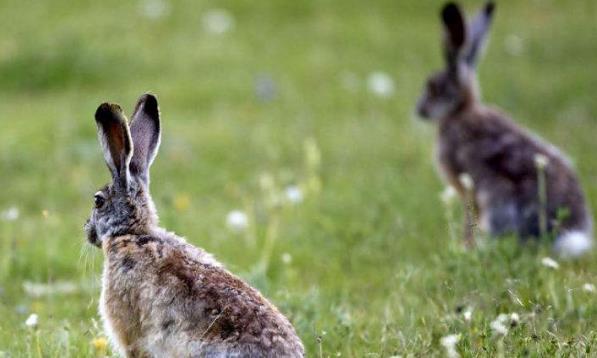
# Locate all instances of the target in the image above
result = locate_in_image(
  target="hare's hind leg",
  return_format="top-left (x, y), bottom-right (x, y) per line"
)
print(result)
top-left (485, 201), bottom-right (519, 238)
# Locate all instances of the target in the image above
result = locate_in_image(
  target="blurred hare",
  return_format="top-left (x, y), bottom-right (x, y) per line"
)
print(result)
top-left (416, 2), bottom-right (593, 257)
top-left (84, 94), bottom-right (304, 357)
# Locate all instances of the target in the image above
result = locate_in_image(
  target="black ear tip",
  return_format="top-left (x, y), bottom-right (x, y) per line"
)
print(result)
top-left (95, 103), bottom-right (123, 121)
top-left (485, 2), bottom-right (495, 16)
top-left (136, 93), bottom-right (159, 115)
top-left (140, 93), bottom-right (158, 106)
top-left (442, 2), bottom-right (460, 20)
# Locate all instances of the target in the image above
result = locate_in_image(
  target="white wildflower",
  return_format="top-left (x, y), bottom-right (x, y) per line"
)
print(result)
top-left (463, 308), bottom-right (473, 322)
top-left (490, 314), bottom-right (509, 335)
top-left (139, 0), bottom-right (170, 20)
top-left (440, 334), bottom-right (461, 358)
top-left (285, 185), bottom-right (303, 204)
top-left (440, 186), bottom-right (458, 205)
top-left (25, 314), bottom-right (38, 328)
top-left (367, 72), bottom-right (395, 98)
top-left (534, 153), bottom-right (549, 170)
top-left (202, 9), bottom-right (234, 35)
top-left (458, 173), bottom-right (474, 191)
top-left (541, 257), bottom-right (559, 270)
top-left (1, 206), bottom-right (19, 221)
top-left (510, 312), bottom-right (520, 326)
top-left (281, 253), bottom-right (292, 265)
top-left (226, 210), bottom-right (248, 232)
top-left (582, 283), bottom-right (595, 293)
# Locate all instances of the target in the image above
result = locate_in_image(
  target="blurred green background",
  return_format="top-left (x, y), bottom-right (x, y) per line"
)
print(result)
top-left (0, 0), bottom-right (596, 356)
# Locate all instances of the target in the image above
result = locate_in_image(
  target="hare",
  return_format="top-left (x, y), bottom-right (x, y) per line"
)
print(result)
top-left (416, 2), bottom-right (593, 257)
top-left (84, 94), bottom-right (304, 357)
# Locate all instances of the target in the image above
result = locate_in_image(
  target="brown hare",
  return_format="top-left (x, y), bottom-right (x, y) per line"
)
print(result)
top-left (84, 94), bottom-right (304, 357)
top-left (416, 2), bottom-right (593, 257)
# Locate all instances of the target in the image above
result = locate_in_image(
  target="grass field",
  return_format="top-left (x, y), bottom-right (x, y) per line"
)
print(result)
top-left (1, 0), bottom-right (597, 356)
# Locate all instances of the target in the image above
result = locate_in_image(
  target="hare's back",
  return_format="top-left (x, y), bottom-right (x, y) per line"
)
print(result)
top-left (147, 237), bottom-right (304, 356)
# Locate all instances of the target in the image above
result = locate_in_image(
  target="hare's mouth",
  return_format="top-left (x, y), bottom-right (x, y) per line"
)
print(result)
top-left (84, 220), bottom-right (101, 248)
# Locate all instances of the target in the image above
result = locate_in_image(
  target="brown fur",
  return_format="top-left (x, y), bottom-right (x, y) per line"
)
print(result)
top-left (416, 3), bottom-right (593, 253)
top-left (87, 94), bottom-right (304, 357)
top-left (437, 104), bottom-right (591, 239)
top-left (100, 232), bottom-right (303, 357)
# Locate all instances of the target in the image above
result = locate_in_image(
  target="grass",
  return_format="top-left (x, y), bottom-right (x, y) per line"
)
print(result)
top-left (1, 0), bottom-right (596, 356)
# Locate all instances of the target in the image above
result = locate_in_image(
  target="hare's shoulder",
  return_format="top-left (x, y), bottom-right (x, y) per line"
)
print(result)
top-left (159, 244), bottom-right (284, 320)
top-left (158, 241), bottom-right (299, 346)
top-left (105, 233), bottom-right (290, 324)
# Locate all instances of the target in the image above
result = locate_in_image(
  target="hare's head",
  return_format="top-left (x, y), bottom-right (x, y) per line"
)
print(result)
top-left (416, 2), bottom-right (495, 120)
top-left (85, 94), bottom-right (162, 247)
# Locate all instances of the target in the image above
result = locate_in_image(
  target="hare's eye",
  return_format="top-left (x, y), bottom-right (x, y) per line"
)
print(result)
top-left (428, 82), bottom-right (439, 97)
top-left (94, 193), bottom-right (105, 208)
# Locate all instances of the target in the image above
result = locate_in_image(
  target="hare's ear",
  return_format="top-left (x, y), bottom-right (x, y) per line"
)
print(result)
top-left (464, 2), bottom-right (495, 67)
top-left (441, 2), bottom-right (466, 70)
top-left (95, 103), bottom-right (133, 188)
top-left (129, 93), bottom-right (161, 185)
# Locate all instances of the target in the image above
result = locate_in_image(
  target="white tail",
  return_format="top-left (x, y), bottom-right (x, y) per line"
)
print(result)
top-left (554, 231), bottom-right (593, 258)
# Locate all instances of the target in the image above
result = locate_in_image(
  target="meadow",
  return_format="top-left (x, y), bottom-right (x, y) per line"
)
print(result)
top-left (0, 0), bottom-right (596, 356)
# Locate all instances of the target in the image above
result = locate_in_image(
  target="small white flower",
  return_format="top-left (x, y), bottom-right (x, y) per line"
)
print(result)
top-left (458, 173), bottom-right (474, 191)
top-left (1, 206), bottom-right (19, 221)
top-left (139, 0), bottom-right (170, 20)
top-left (25, 313), bottom-right (38, 328)
top-left (463, 308), bottom-right (473, 322)
top-left (541, 257), bottom-right (559, 270)
top-left (226, 210), bottom-right (248, 232)
top-left (510, 312), bottom-right (520, 325)
top-left (285, 185), bottom-right (303, 204)
top-left (534, 153), bottom-right (549, 170)
top-left (582, 283), bottom-right (595, 293)
top-left (367, 72), bottom-right (395, 98)
top-left (496, 313), bottom-right (508, 322)
top-left (440, 186), bottom-right (458, 205)
top-left (440, 334), bottom-right (460, 358)
top-left (281, 253), bottom-right (292, 265)
top-left (202, 9), bottom-right (234, 35)
top-left (490, 314), bottom-right (509, 336)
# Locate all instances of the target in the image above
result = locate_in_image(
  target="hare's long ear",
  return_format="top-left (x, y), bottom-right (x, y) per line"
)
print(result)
top-left (95, 103), bottom-right (133, 188)
top-left (129, 93), bottom-right (161, 186)
top-left (441, 2), bottom-right (466, 70)
top-left (464, 2), bottom-right (495, 67)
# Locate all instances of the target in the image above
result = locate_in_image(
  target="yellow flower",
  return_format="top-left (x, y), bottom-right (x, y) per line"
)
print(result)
top-left (174, 194), bottom-right (191, 212)
top-left (91, 337), bottom-right (108, 355)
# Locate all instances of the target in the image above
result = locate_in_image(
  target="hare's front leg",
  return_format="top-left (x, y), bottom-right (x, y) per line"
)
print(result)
top-left (462, 199), bottom-right (477, 248)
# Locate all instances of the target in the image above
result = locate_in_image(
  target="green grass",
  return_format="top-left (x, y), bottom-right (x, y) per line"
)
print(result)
top-left (1, 0), bottom-right (597, 356)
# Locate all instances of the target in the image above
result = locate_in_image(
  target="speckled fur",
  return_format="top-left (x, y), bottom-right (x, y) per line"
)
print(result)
top-left (85, 94), bottom-right (304, 357)
top-left (436, 105), bottom-right (592, 240)
top-left (416, 2), bottom-right (593, 253)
